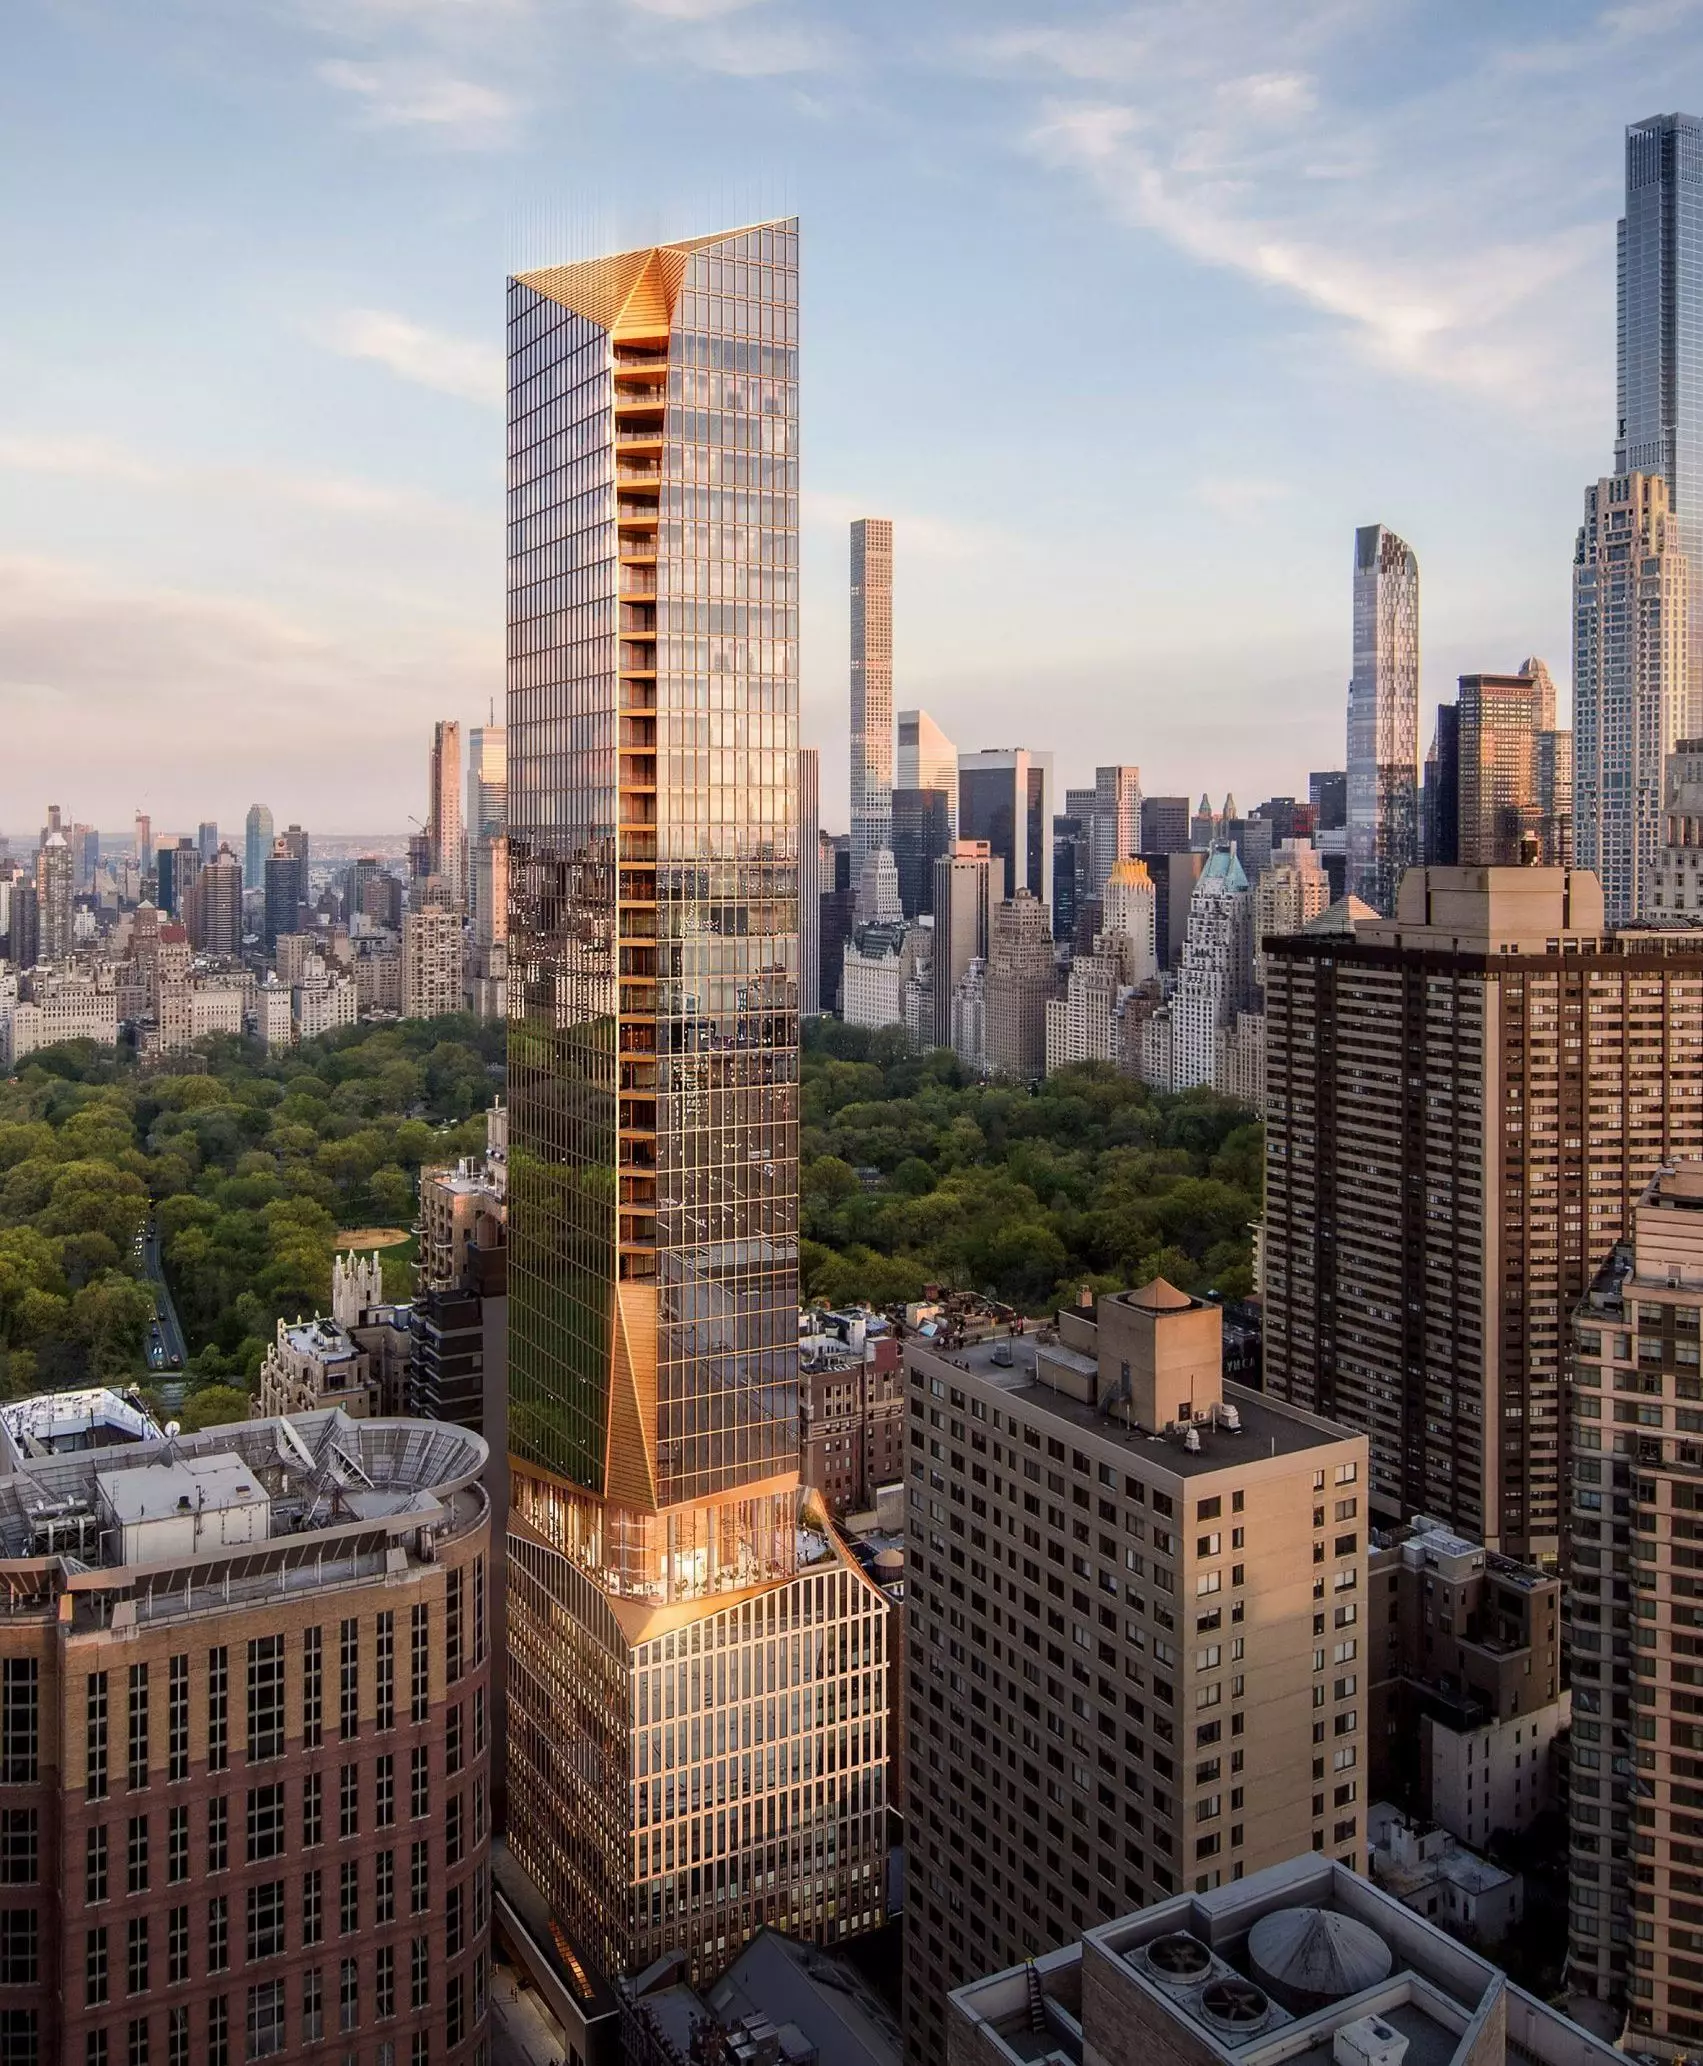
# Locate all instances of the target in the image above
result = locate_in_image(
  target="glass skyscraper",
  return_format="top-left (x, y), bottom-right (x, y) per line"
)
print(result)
top-left (1346, 522), bottom-right (1420, 916)
top-left (503, 223), bottom-right (890, 1990)
top-left (849, 516), bottom-right (894, 876)
top-left (1618, 113), bottom-right (1703, 729)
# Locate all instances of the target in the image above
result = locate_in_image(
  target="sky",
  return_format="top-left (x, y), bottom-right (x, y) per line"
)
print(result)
top-left (0, 0), bottom-right (1697, 838)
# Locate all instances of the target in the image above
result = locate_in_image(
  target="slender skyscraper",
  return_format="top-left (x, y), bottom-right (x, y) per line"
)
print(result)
top-left (429, 719), bottom-right (464, 901)
top-left (1573, 472), bottom-right (1689, 920)
top-left (849, 517), bottom-right (893, 875)
top-left (799, 744), bottom-right (821, 1015)
top-left (244, 804), bottom-right (273, 892)
top-left (1346, 523), bottom-right (1420, 915)
top-left (466, 715), bottom-right (508, 926)
top-left (503, 225), bottom-right (889, 1992)
top-left (1618, 113), bottom-right (1703, 727)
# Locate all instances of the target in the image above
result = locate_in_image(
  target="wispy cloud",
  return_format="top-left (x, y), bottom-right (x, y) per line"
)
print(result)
top-left (0, 431), bottom-right (479, 527)
top-left (315, 309), bottom-right (504, 407)
top-left (963, 2), bottom-right (1627, 416)
top-left (1194, 475), bottom-right (1293, 521)
top-left (624, 0), bottom-right (773, 18)
top-left (318, 57), bottom-right (516, 143)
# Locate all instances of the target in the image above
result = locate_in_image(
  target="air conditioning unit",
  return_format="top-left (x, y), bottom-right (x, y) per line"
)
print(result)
top-left (1335, 2015), bottom-right (1410, 2066)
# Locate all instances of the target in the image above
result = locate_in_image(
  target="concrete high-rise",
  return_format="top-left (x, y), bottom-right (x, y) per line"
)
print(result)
top-left (1652, 737), bottom-right (1703, 915)
top-left (503, 226), bottom-right (889, 1994)
top-left (850, 517), bottom-right (894, 877)
top-left (1263, 866), bottom-right (1703, 1560)
top-left (799, 746), bottom-right (821, 1016)
top-left (34, 831), bottom-right (72, 963)
top-left (243, 805), bottom-right (273, 892)
top-left (1170, 846), bottom-right (1254, 1090)
top-left (891, 787), bottom-right (950, 920)
top-left (1346, 524), bottom-right (1420, 915)
top-left (959, 748), bottom-right (1053, 908)
top-left (0, 1399), bottom-right (494, 2066)
top-left (896, 707), bottom-right (955, 837)
top-left (1567, 1163), bottom-right (1703, 2045)
top-left (984, 889), bottom-right (1054, 1079)
top-left (1618, 112), bottom-right (1703, 728)
top-left (901, 1283), bottom-right (1368, 2063)
top-left (931, 840), bottom-right (994, 1049)
top-left (1452, 668), bottom-right (1570, 868)
top-left (183, 846), bottom-right (242, 957)
top-left (1139, 794), bottom-right (1190, 856)
top-left (196, 819), bottom-right (219, 865)
top-left (1573, 472), bottom-right (1690, 921)
top-left (429, 720), bottom-right (465, 905)
top-left (1252, 839), bottom-right (1330, 995)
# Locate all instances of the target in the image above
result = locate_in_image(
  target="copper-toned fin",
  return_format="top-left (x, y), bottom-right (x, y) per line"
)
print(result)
top-left (603, 1280), bottom-right (659, 1514)
top-left (516, 224), bottom-right (774, 333)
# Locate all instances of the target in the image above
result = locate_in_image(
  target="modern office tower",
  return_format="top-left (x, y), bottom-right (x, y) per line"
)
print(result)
top-left (850, 517), bottom-right (895, 876)
top-left (1652, 738), bottom-right (1703, 915)
top-left (947, 1854), bottom-right (1623, 2066)
top-left (1140, 795), bottom-right (1191, 855)
top-left (1367, 1519), bottom-right (1564, 1844)
top-left (1141, 849), bottom-right (1207, 972)
top-left (1567, 1161), bottom-right (1703, 2042)
top-left (133, 811), bottom-right (151, 863)
top-left (465, 713), bottom-right (508, 893)
top-left (932, 840), bottom-right (995, 1049)
top-left (1536, 726), bottom-right (1573, 866)
top-left (195, 819), bottom-right (219, 865)
top-left (1263, 866), bottom-right (1703, 1560)
top-left (1442, 669), bottom-right (1569, 868)
top-left (1618, 113), bottom-right (1703, 728)
top-left (244, 804), bottom-right (273, 890)
top-left (799, 747), bottom-right (821, 1014)
top-left (429, 720), bottom-right (465, 904)
top-left (1052, 812), bottom-right (1087, 948)
top-left (1422, 704), bottom-right (1461, 865)
top-left (403, 906), bottom-right (464, 1019)
top-left (1168, 847), bottom-right (1254, 1090)
top-left (71, 824), bottom-right (98, 894)
top-left (896, 708), bottom-right (956, 836)
top-left (959, 748), bottom-right (1053, 908)
top-left (263, 839), bottom-right (304, 950)
top-left (1257, 798), bottom-right (1319, 844)
top-left (818, 885), bottom-right (857, 1017)
top-left (891, 787), bottom-right (950, 920)
top-left (183, 847), bottom-right (242, 956)
top-left (1574, 473), bottom-right (1690, 921)
top-left (1314, 768), bottom-right (1347, 830)
top-left (1252, 840), bottom-right (1330, 995)
top-left (901, 1284), bottom-right (1369, 2064)
top-left (503, 225), bottom-right (890, 1990)
top-left (1224, 813), bottom-right (1273, 882)
top-left (33, 831), bottom-right (72, 963)
top-left (1088, 765), bottom-right (1143, 900)
top-left (1346, 523), bottom-right (1420, 916)
top-left (983, 889), bottom-right (1054, 1078)
top-left (7, 882), bottom-right (39, 971)
top-left (0, 1399), bottom-right (494, 2066)
top-left (1045, 860), bottom-right (1158, 1074)
top-left (1190, 794), bottom-right (1215, 850)
top-left (280, 823), bottom-right (309, 869)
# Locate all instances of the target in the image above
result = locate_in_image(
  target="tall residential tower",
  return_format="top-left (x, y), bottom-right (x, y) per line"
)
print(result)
top-left (1619, 112), bottom-right (1703, 728)
top-left (503, 225), bottom-right (888, 1995)
top-left (430, 719), bottom-right (465, 903)
top-left (1346, 524), bottom-right (1420, 915)
top-left (850, 517), bottom-right (894, 877)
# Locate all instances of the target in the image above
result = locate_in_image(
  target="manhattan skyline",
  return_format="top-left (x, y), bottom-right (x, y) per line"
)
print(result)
top-left (3, 4), bottom-right (1700, 830)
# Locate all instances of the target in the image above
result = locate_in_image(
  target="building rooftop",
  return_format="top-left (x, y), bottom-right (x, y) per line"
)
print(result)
top-left (908, 1328), bottom-right (1351, 1478)
top-left (0, 1387), bottom-right (160, 1466)
top-left (952, 1854), bottom-right (1618, 2066)
top-left (0, 1409), bottom-right (487, 1607)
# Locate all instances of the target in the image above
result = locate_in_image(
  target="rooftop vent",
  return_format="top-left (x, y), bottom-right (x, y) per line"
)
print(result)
top-left (1248, 1908), bottom-right (1393, 2013)
top-left (1334, 2015), bottom-right (1410, 2066)
top-left (1200, 1978), bottom-right (1276, 2033)
top-left (1141, 1933), bottom-right (1213, 1984)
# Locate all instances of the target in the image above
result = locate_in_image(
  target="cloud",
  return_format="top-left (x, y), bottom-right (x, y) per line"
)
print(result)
top-left (0, 432), bottom-right (478, 528)
top-left (1194, 476), bottom-right (1293, 521)
top-left (624, 0), bottom-right (772, 17)
top-left (315, 308), bottom-right (504, 407)
top-left (0, 553), bottom-right (495, 828)
top-left (318, 57), bottom-right (516, 143)
top-left (803, 492), bottom-right (1011, 562)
